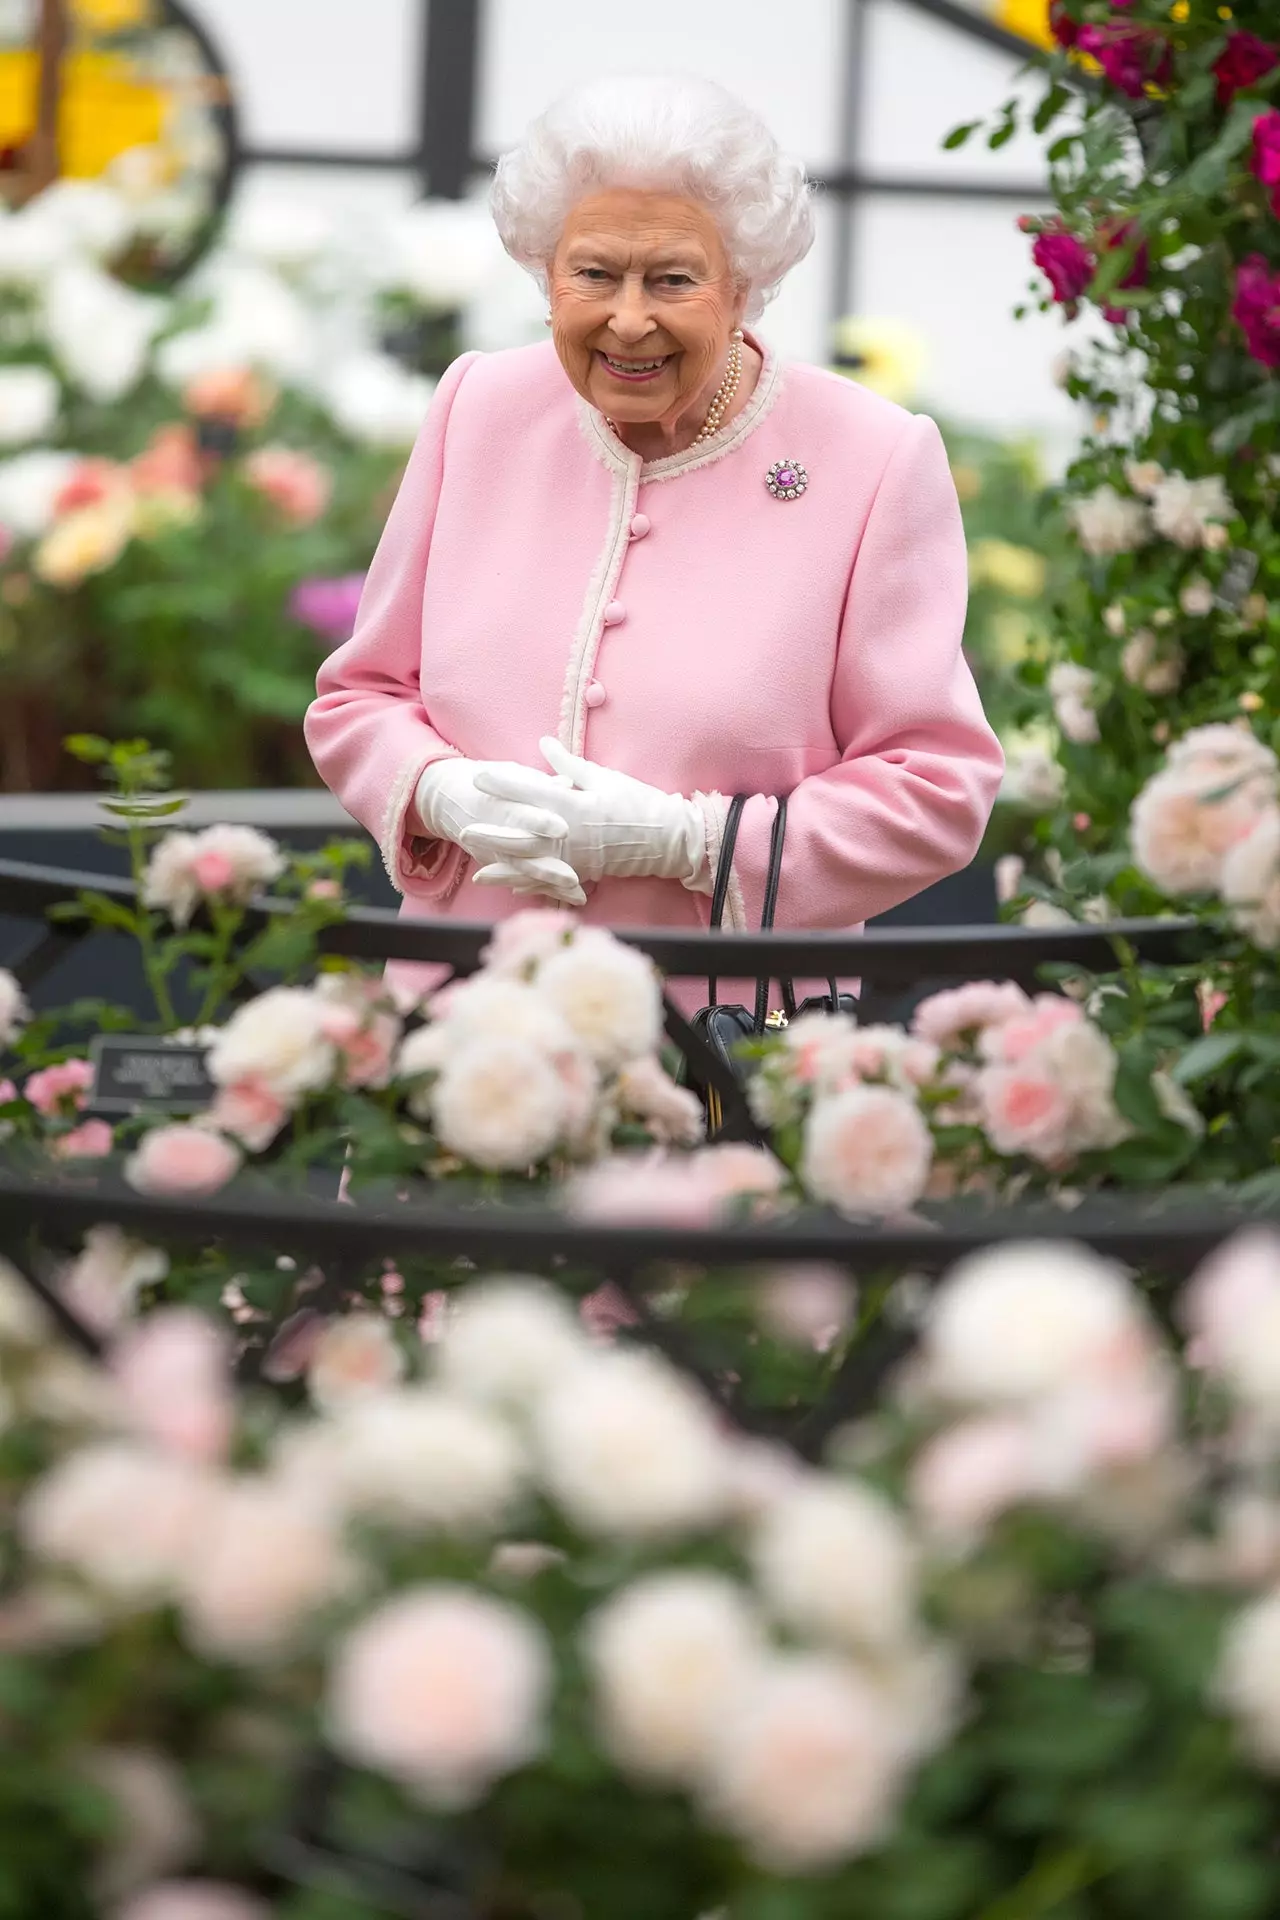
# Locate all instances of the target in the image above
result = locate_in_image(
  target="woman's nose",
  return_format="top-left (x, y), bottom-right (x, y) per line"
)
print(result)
top-left (608, 275), bottom-right (657, 343)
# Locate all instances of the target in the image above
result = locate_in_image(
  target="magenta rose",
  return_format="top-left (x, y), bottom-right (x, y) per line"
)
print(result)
top-left (1233, 254), bottom-right (1280, 370)
top-left (288, 573), bottom-right (367, 647)
top-left (1214, 30), bottom-right (1279, 105)
top-left (1078, 20), bottom-right (1173, 98)
top-left (1050, 1), bottom-right (1080, 47)
top-left (1032, 228), bottom-right (1095, 306)
top-left (1252, 108), bottom-right (1280, 214)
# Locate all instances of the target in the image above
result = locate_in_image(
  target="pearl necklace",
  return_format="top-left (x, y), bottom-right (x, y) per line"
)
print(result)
top-left (606, 334), bottom-right (744, 447)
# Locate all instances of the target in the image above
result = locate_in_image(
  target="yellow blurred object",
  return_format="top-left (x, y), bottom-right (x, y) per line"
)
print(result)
top-left (989, 607), bottom-right (1036, 665)
top-left (951, 462), bottom-right (982, 503)
top-left (72, 0), bottom-right (153, 30)
top-left (831, 316), bottom-right (927, 406)
top-left (969, 539), bottom-right (1048, 600)
top-left (993, 0), bottom-right (1056, 51)
top-left (0, 48), bottom-right (165, 178)
top-left (1170, 2), bottom-right (1190, 18)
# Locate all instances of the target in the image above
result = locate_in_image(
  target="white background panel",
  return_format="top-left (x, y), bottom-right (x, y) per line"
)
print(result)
top-left (477, 0), bottom-right (845, 162)
top-left (195, 0), bottom-right (420, 154)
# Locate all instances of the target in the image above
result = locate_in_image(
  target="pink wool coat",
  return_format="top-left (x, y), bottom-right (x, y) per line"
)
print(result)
top-left (305, 337), bottom-right (1003, 1007)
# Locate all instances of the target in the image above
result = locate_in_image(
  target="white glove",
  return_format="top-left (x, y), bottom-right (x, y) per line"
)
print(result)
top-left (415, 756), bottom-right (587, 906)
top-left (464, 737), bottom-right (709, 891)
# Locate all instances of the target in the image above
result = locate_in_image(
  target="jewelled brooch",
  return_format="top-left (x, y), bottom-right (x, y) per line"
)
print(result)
top-left (765, 459), bottom-right (808, 501)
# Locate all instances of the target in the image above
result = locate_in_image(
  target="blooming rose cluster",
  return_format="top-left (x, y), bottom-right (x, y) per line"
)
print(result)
top-left (1129, 724), bottom-right (1280, 941)
top-left (142, 824), bottom-right (285, 928)
top-left (1065, 465), bottom-right (1233, 563)
top-left (13, 1267), bottom-right (955, 1877)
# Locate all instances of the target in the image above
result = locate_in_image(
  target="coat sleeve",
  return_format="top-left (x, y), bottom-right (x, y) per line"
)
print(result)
top-left (724, 412), bottom-right (1004, 931)
top-left (303, 350), bottom-right (481, 896)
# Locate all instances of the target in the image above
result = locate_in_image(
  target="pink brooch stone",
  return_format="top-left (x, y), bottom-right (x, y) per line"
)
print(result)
top-left (765, 459), bottom-right (808, 501)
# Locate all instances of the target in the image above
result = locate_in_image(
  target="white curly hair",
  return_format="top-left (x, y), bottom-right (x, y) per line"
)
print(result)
top-left (491, 74), bottom-right (815, 322)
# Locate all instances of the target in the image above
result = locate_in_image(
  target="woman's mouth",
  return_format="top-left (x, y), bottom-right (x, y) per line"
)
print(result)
top-left (597, 350), bottom-right (670, 382)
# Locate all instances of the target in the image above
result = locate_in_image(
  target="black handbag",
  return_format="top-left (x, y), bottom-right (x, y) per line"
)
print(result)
top-left (688, 794), bottom-right (858, 1128)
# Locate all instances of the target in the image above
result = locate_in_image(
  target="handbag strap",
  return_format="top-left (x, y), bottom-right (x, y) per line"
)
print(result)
top-left (706, 793), bottom-right (747, 1007)
top-left (753, 795), bottom-right (788, 1033)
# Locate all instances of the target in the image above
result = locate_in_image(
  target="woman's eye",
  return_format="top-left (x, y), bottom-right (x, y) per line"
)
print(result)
top-left (658, 273), bottom-right (694, 288)
top-left (579, 268), bottom-right (611, 282)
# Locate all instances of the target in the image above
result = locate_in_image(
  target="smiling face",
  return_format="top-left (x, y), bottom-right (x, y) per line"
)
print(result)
top-left (548, 188), bottom-right (745, 434)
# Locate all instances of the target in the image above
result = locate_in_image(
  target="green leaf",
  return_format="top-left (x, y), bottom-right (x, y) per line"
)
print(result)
top-left (1173, 1032), bottom-right (1245, 1084)
top-left (989, 121), bottom-right (1018, 150)
top-left (1033, 83), bottom-right (1069, 134)
top-left (943, 120), bottom-right (982, 150)
top-left (61, 732), bottom-right (111, 764)
top-left (1114, 1039), bottom-right (1166, 1132)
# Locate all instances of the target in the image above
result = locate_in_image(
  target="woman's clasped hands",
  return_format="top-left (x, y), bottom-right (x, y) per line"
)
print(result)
top-left (416, 738), bottom-right (709, 906)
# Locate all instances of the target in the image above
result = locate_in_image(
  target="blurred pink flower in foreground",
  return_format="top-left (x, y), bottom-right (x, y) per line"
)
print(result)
top-left (289, 573), bottom-right (367, 646)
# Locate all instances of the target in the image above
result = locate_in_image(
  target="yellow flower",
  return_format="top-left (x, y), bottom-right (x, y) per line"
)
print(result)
top-left (72, 0), bottom-right (153, 31)
top-left (830, 316), bottom-right (927, 406)
top-left (989, 607), bottom-right (1036, 665)
top-left (34, 500), bottom-right (133, 589)
top-left (132, 487), bottom-right (203, 541)
top-left (993, 0), bottom-right (1056, 51)
top-left (969, 538), bottom-right (1048, 600)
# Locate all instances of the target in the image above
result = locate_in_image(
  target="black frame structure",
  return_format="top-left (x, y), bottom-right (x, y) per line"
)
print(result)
top-left (234, 0), bottom-right (1053, 325)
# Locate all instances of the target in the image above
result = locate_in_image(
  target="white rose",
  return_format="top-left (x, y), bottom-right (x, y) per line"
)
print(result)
top-left (1131, 759), bottom-right (1273, 898)
top-left (1121, 628), bottom-right (1183, 695)
top-left (229, 196), bottom-right (336, 272)
top-left (326, 1585), bottom-right (551, 1807)
top-left (1217, 1589), bottom-right (1280, 1766)
top-left (700, 1652), bottom-right (907, 1872)
top-left (800, 1084), bottom-right (933, 1218)
top-left (320, 1388), bottom-right (525, 1534)
top-left (33, 181), bottom-right (134, 259)
top-left (1067, 484), bottom-right (1149, 556)
top-left (1124, 459), bottom-right (1165, 498)
top-left (323, 353), bottom-right (435, 448)
top-left (535, 1348), bottom-right (731, 1538)
top-left (21, 1442), bottom-right (217, 1606)
top-left (0, 206), bottom-right (71, 286)
top-left (922, 1241), bottom-right (1143, 1406)
top-left (142, 825), bottom-right (285, 928)
top-left (381, 199), bottom-right (500, 308)
top-left (60, 1224), bottom-right (168, 1336)
top-left (44, 262), bottom-right (161, 402)
top-left (1151, 472), bottom-right (1233, 549)
top-left (0, 365), bottom-right (59, 446)
top-left (435, 1276), bottom-right (588, 1410)
top-left (750, 1474), bottom-right (918, 1655)
top-left (431, 1035), bottom-right (568, 1169)
top-left (616, 1053), bottom-right (705, 1145)
top-left (1179, 575), bottom-right (1215, 616)
top-left (207, 988), bottom-right (336, 1103)
top-left (0, 967), bottom-right (28, 1045)
top-left (535, 930), bottom-right (663, 1068)
top-left (0, 1253), bottom-right (50, 1347)
top-left (584, 1572), bottom-right (765, 1784)
top-left (0, 449), bottom-right (80, 535)
top-left (307, 1313), bottom-right (405, 1413)
top-left (432, 976), bottom-right (579, 1053)
top-left (1003, 746), bottom-right (1065, 812)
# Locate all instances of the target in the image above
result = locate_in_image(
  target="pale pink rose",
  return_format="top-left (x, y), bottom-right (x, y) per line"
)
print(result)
top-left (845, 1026), bottom-right (940, 1090)
top-left (50, 1118), bottom-right (113, 1159)
top-left (21, 1442), bottom-right (216, 1605)
top-left (578, 1282), bottom-right (641, 1342)
top-left (307, 1312), bottom-right (405, 1412)
top-left (242, 445), bottom-right (332, 525)
top-left (756, 1265), bottom-right (855, 1351)
top-left (125, 1126), bottom-right (241, 1197)
top-left (317, 1001), bottom-right (400, 1089)
top-left (911, 981), bottom-right (1031, 1049)
top-left (25, 1057), bottom-right (93, 1117)
top-left (1131, 757), bottom-right (1273, 897)
top-left (1222, 806), bottom-right (1280, 947)
top-left (432, 1036), bottom-right (569, 1170)
top-left (1182, 1227), bottom-right (1280, 1388)
top-left (567, 1153), bottom-right (719, 1226)
top-left (481, 909), bottom-right (579, 976)
top-left (205, 1077), bottom-right (288, 1152)
top-left (693, 1142), bottom-right (787, 1211)
top-left (980, 994), bottom-right (1083, 1065)
top-left (782, 1011), bottom-right (859, 1090)
top-left (553, 1043), bottom-right (603, 1153)
top-left (977, 1063), bottom-right (1073, 1161)
top-left (208, 988), bottom-right (336, 1105)
top-left (616, 1054), bottom-right (704, 1146)
top-left (179, 1478), bottom-right (355, 1659)
top-left (0, 969), bottom-right (29, 1046)
top-left (111, 1310), bottom-right (233, 1462)
top-left (115, 1880), bottom-right (270, 1920)
top-left (1199, 982), bottom-right (1229, 1031)
top-left (800, 1086), bottom-right (933, 1218)
top-left (60, 1225), bottom-right (167, 1335)
top-left (305, 877), bottom-right (342, 902)
top-left (143, 826), bottom-right (284, 928)
top-left (326, 1585), bottom-right (551, 1805)
top-left (536, 929), bottom-right (664, 1068)
top-left (994, 855), bottom-right (1025, 906)
top-left (910, 1415), bottom-right (1038, 1541)
top-left (702, 1652), bottom-right (906, 1871)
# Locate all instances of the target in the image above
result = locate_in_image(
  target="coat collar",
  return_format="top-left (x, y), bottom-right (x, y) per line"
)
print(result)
top-left (576, 332), bottom-right (783, 485)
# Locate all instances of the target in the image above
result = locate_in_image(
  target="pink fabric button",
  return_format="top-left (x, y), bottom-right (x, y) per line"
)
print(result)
top-left (629, 513), bottom-right (651, 539)
top-left (584, 681), bottom-right (607, 708)
top-left (603, 600), bottom-right (626, 626)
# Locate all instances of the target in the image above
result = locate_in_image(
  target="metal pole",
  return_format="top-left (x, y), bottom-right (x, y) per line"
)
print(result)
top-left (24, 0), bottom-right (67, 201)
top-left (829, 0), bottom-right (868, 331)
top-left (419, 0), bottom-right (484, 199)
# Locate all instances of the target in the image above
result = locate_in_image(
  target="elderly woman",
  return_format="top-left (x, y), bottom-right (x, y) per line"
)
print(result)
top-left (305, 75), bottom-right (1002, 1005)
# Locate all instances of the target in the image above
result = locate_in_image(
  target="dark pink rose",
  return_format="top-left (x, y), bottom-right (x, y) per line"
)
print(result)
top-left (1050, 1), bottom-right (1080, 47)
top-left (1214, 31), bottom-right (1279, 105)
top-left (1252, 108), bottom-right (1280, 206)
top-left (1079, 21), bottom-right (1173, 97)
top-left (1032, 227), bottom-right (1095, 305)
top-left (1233, 253), bottom-right (1280, 369)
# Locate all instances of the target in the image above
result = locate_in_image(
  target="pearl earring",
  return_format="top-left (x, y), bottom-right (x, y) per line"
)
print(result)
top-left (544, 314), bottom-right (553, 327)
